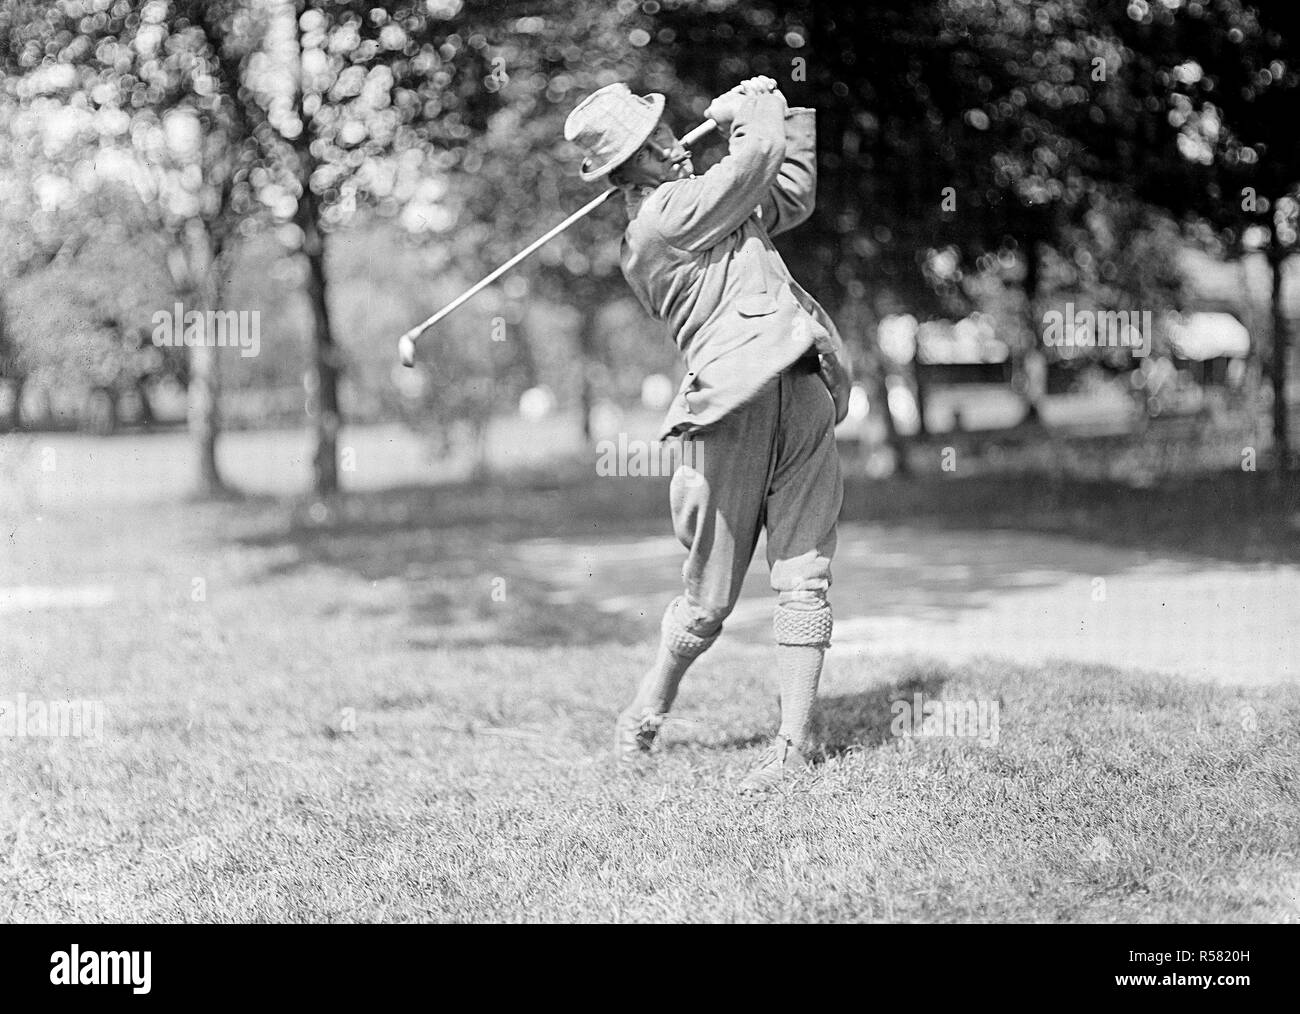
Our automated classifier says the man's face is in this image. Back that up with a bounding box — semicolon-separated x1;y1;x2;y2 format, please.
618;121;694;188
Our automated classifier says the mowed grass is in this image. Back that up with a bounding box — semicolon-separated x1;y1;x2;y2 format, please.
1;471;1298;922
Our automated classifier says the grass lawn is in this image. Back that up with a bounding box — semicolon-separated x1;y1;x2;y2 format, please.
2;465;1298;922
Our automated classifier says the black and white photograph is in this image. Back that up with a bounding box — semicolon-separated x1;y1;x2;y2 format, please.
0;0;1296;963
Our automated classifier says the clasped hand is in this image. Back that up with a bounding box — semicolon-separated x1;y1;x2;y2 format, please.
705;75;785;127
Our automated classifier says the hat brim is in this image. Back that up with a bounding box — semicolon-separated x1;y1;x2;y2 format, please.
579;93;666;182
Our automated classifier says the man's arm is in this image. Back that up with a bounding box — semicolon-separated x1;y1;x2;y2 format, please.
756;106;817;238
653;90;788;252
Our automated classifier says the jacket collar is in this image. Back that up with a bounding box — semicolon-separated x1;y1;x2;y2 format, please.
623;183;658;221
625;177;695;221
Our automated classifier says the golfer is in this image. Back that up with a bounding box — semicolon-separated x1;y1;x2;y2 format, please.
564;77;851;792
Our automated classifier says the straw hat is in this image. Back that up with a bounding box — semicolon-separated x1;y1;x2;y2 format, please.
564;83;666;182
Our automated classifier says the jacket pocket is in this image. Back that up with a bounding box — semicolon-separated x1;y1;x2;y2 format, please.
735;293;779;317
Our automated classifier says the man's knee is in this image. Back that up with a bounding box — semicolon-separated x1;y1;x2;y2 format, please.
661;595;727;657
773;595;832;648
769;549;832;599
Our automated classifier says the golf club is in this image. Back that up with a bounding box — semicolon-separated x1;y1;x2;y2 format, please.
398;116;718;368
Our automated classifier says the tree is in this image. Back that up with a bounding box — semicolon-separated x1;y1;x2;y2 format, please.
1;0;259;491
2;0;545;492
0;107;88;430
1099;0;1300;469
935;0;1299;465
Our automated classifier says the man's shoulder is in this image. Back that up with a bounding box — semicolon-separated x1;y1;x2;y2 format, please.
625;183;701;255
628;177;758;253
625;180;688;230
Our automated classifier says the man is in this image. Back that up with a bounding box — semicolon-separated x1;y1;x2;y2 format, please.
564;77;850;793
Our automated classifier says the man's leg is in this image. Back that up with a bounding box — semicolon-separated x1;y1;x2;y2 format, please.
773;588;834;751
740;364;842;791
615;595;719;755
616;393;777;759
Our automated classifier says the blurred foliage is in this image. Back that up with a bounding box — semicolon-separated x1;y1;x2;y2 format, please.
651;0;1295;355
1;0;1297;462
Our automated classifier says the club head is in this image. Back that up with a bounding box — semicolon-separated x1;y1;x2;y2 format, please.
398;332;417;368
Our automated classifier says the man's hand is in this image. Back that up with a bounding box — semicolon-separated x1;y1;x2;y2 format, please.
704;85;746;129
739;75;778;95
704;76;784;127
819;352;853;425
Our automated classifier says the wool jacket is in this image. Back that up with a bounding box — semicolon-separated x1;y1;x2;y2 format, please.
620;91;846;439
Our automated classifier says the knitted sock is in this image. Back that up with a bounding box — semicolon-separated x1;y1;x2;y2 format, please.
773;601;832;752
629;598;718;714
775;645;825;751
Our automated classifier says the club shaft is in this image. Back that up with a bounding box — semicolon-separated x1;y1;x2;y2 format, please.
399;117;717;348
402;188;619;341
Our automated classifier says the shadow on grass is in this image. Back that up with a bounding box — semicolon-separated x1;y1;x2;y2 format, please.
230;474;670;649
702;665;953;759
223;465;1298;650
813;666;952;760
841;467;1300;564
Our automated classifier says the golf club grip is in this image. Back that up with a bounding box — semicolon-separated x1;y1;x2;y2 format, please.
681;118;718;146
398;116;718;365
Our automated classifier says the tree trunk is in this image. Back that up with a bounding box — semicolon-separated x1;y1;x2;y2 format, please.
1268;242;1291;472
189;346;222;492
0;337;22;431
295;11;340;496
176;221;226;497
845;296;908;476
1236;256;1258;370
5;374;24;432
912;358;929;437
136;377;155;430
1017;236;1045;424
296;178;341;495
0;298;18;432
576;293;599;445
